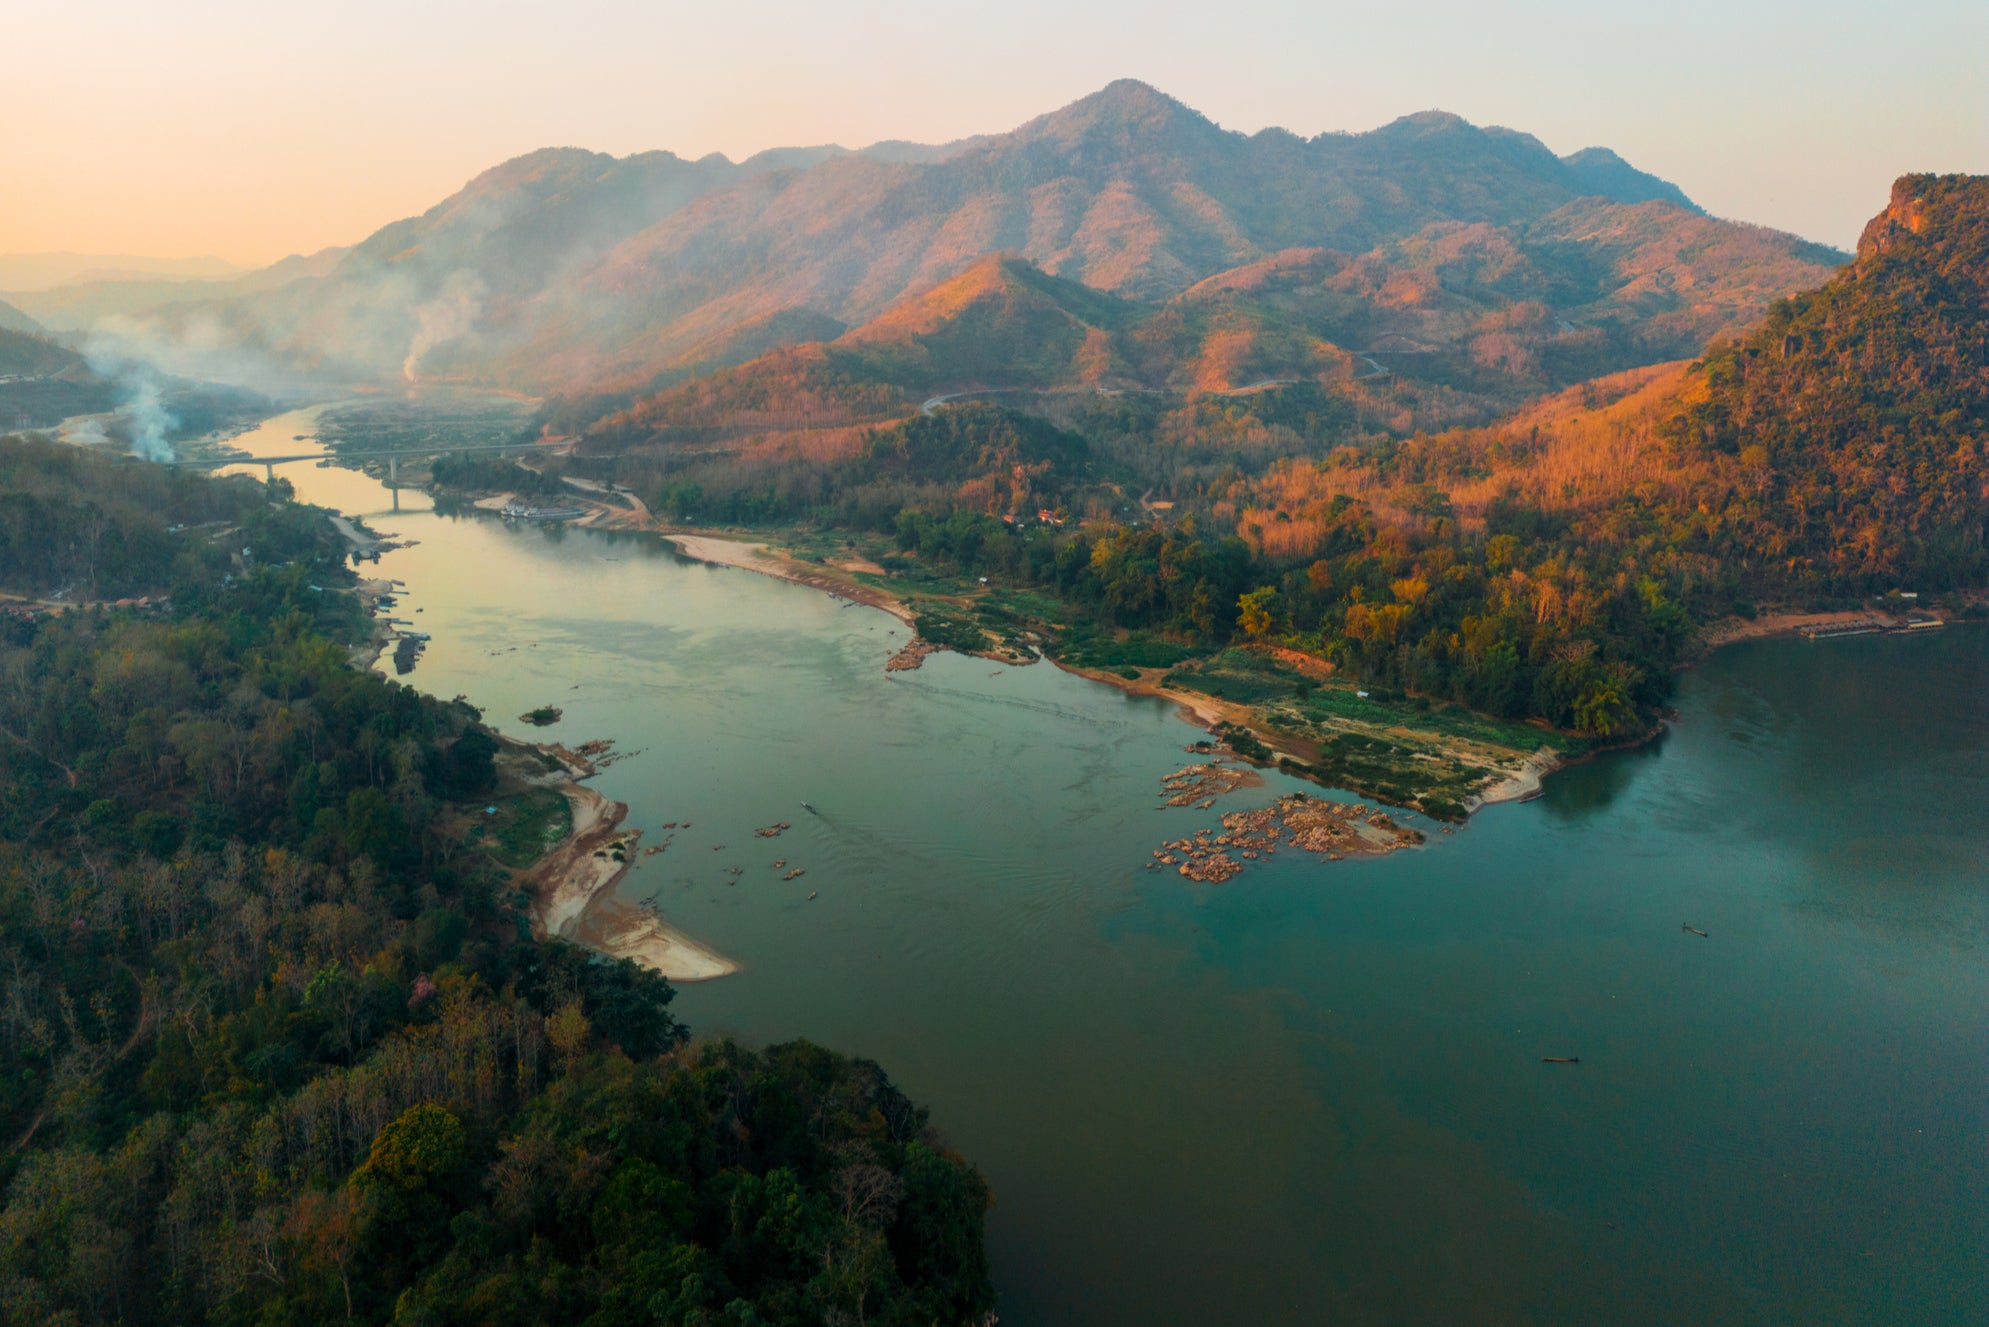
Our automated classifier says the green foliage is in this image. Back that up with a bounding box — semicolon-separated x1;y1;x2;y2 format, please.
911;608;987;654
0;435;346;600
357;1103;471;1193
1662;174;1989;592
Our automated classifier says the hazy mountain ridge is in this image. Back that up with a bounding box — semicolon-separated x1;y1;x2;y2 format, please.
88;80;1838;398
518;84;1782;392
0;299;45;337
6;246;354;334
0;252;248;292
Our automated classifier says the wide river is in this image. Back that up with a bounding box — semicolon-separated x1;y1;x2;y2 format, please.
228;407;1988;1325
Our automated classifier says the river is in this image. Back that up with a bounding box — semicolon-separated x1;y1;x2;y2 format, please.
221;405;1989;1325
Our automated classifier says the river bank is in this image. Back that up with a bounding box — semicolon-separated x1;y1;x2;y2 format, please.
665;533;917;627
438;484;1969;826
1053;655;1548;822
1698;605;1962;649
501;737;740;983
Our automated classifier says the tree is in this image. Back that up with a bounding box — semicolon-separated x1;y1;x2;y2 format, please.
1237;586;1279;638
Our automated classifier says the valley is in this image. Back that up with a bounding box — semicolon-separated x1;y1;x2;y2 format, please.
3;68;1986;1327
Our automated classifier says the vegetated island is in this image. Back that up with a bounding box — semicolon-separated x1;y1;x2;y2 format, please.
0;434;993;1321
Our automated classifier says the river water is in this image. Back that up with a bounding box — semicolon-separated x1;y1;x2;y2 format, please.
224;407;1989;1325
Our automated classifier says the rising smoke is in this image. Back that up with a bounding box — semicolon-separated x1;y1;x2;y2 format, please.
116;374;178;460
82;339;181;460
402;270;488;380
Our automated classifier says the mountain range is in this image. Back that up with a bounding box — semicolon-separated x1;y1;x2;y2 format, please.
85;81;1841;412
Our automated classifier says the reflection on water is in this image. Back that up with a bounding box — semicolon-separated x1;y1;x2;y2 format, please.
227;404;1989;1325
1537;730;1666;822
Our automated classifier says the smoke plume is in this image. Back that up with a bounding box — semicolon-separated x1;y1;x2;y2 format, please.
403;271;487;380
81;339;181;460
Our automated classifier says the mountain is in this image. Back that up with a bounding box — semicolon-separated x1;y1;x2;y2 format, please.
0;298;43;336
8;246;356;331
508;84;1799;392
585;198;1843;455
0;251;248;292
1559;147;1697;209
223;244;354;293
97;80;1838;398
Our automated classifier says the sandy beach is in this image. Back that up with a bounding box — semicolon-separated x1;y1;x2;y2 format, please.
574;896;741;982
1467;747;1563;810
667;533;915;626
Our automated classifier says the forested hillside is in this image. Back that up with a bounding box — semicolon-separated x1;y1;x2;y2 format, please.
0;441;994;1325
0;329;117;431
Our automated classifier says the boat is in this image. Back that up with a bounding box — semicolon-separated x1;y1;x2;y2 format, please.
1683;924;1709;937
801;802;817;814
499;502;586;521
1541;1057;1580;1064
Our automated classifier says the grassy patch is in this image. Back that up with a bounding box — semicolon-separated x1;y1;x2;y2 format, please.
471;789;573;868
1162;648;1304;704
1056;625;1200;670
911;606;988;652
1299;687;1580;754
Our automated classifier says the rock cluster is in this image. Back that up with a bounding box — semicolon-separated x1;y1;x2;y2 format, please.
1150;793;1424;884
886;637;938;671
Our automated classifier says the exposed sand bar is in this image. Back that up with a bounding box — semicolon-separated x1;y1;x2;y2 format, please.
1466;747;1563;810
666;533;915;626
575;896;741;983
519;752;740;982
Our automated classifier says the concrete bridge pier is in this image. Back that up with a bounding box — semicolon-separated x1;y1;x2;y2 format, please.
264;462;275;483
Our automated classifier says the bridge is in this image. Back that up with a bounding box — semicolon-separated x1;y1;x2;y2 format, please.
168;441;551;483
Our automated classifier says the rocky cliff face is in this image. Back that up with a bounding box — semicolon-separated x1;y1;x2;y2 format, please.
1857;174;1935;260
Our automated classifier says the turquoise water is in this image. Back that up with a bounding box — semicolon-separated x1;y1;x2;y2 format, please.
227;409;1989;1324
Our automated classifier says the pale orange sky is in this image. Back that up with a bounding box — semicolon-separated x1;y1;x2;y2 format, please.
6;0;1985;265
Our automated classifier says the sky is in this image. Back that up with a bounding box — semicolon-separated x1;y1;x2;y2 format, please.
5;0;1985;266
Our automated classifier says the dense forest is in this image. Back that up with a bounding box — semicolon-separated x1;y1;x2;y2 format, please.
0;439;994;1325
0;437;342;601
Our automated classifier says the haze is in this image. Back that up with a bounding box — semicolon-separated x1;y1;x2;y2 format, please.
6;0;1986;264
